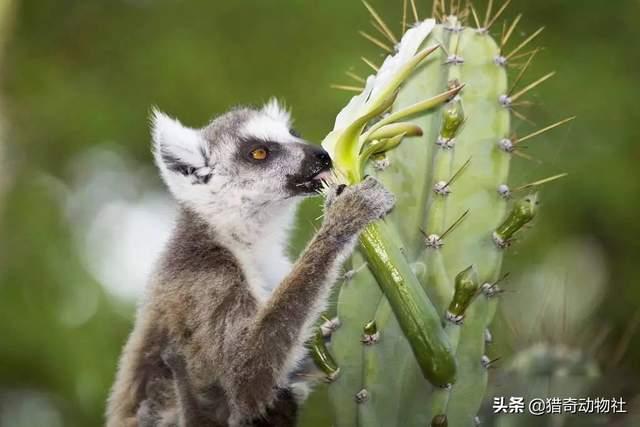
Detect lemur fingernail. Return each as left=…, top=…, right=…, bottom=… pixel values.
left=336, top=184, right=346, bottom=195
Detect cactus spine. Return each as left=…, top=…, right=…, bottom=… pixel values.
left=305, top=1, right=573, bottom=426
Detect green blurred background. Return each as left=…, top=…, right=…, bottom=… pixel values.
left=0, top=0, right=638, bottom=425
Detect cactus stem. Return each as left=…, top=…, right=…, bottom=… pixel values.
left=331, top=84, right=365, bottom=93
left=361, top=56, right=380, bottom=72
left=359, top=222, right=457, bottom=386
left=359, top=30, right=393, bottom=53
left=516, top=116, right=576, bottom=144
left=501, top=14, right=523, bottom=50
left=355, top=388, right=370, bottom=403
left=506, top=27, right=545, bottom=60
left=512, top=173, right=569, bottom=192
left=345, top=70, right=366, bottom=83
left=362, top=0, right=398, bottom=45
left=486, top=0, right=511, bottom=31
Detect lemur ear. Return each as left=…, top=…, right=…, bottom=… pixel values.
left=150, top=108, right=212, bottom=187
left=261, top=98, right=292, bottom=128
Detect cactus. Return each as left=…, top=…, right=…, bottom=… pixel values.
left=302, top=1, right=576, bottom=426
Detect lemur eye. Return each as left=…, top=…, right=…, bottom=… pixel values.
left=250, top=147, right=269, bottom=160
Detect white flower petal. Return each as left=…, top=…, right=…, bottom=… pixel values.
left=330, top=19, right=435, bottom=137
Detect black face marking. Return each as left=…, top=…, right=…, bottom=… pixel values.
left=160, top=148, right=212, bottom=185
left=285, top=144, right=332, bottom=195
left=161, top=148, right=193, bottom=175
left=237, top=137, right=283, bottom=166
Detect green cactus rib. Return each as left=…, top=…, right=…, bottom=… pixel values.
left=328, top=250, right=383, bottom=426
left=433, top=20, right=511, bottom=427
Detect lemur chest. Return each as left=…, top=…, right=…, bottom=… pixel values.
left=253, top=250, right=291, bottom=294
left=233, top=241, right=292, bottom=302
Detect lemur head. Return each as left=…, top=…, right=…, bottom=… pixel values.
left=151, top=100, right=332, bottom=218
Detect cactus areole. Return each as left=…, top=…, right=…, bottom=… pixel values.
left=309, top=1, right=570, bottom=426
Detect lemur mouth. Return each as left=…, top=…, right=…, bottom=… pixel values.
left=297, top=169, right=333, bottom=193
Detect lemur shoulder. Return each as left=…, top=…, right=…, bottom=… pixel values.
left=106, top=100, right=395, bottom=426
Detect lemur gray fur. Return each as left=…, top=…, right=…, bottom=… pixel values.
left=105, top=100, right=395, bottom=426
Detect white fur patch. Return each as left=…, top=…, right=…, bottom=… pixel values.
left=150, top=108, right=212, bottom=200
left=222, top=202, right=297, bottom=303
left=151, top=108, right=208, bottom=169
left=262, top=98, right=292, bottom=127
left=241, top=99, right=296, bottom=143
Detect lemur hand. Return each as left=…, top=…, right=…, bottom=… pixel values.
left=323, top=176, right=395, bottom=234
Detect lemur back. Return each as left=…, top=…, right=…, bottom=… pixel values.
left=106, top=102, right=395, bottom=426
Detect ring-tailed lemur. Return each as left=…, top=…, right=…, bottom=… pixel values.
left=105, top=100, right=395, bottom=427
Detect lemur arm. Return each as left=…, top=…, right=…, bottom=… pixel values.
left=223, top=177, right=394, bottom=422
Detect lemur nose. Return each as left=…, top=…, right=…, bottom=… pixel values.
left=315, top=149, right=332, bottom=169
